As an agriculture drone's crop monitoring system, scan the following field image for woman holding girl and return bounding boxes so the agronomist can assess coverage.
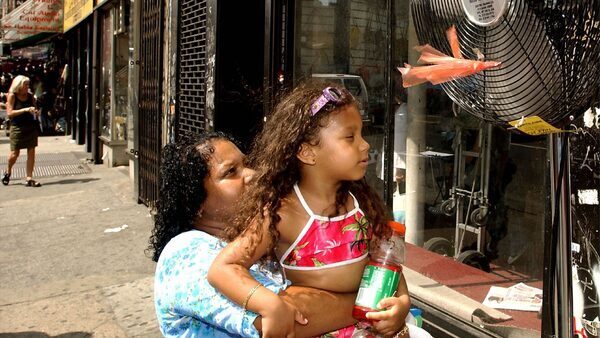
[150,132,358,337]
[209,83,427,337]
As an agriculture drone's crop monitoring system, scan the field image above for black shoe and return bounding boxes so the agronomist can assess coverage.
[2,171,9,185]
[25,179,42,187]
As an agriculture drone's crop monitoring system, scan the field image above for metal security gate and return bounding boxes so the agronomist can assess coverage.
[138,0,164,205]
[177,0,209,137]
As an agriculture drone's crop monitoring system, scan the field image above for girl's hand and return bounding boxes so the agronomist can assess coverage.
[261,299,307,338]
[365,296,409,337]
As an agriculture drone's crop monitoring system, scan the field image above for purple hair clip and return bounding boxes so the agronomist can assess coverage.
[310,87,343,116]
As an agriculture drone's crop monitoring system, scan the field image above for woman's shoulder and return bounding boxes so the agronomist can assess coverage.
[159,230,223,260]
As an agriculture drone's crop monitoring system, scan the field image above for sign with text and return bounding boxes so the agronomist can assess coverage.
[63,0,93,32]
[1,0,63,43]
[461,0,508,26]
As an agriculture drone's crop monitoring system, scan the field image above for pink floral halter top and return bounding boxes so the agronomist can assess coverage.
[279,184,372,270]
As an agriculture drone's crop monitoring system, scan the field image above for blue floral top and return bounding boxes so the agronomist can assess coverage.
[154,230,288,337]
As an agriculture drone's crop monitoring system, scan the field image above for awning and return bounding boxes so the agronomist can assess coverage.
[5,32,58,50]
[1,0,63,46]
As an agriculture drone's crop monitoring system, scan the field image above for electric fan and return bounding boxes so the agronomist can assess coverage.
[409,1,600,337]
[409,0,600,127]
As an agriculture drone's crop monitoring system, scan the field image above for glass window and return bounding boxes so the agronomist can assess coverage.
[114,6,129,141]
[391,0,547,333]
[294,0,388,195]
[99,11,113,138]
[294,1,549,332]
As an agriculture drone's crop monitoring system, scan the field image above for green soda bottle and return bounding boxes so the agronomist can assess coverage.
[353,221,406,321]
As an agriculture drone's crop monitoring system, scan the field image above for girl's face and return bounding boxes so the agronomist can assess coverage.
[201,140,254,222]
[313,104,370,181]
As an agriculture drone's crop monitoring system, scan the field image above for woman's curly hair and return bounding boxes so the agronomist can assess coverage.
[225,81,390,261]
[148,131,236,262]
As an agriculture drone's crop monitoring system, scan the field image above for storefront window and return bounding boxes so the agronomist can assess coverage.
[294,0,549,333]
[100,11,113,138]
[294,0,388,194]
[390,0,547,333]
[114,3,129,141]
[99,4,129,142]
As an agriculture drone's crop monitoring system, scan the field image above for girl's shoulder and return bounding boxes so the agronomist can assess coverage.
[277,192,304,215]
[276,194,310,228]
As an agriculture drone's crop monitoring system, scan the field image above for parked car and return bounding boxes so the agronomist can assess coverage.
[311,73,371,122]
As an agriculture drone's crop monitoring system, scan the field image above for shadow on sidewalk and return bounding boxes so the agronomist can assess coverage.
[40,178,100,186]
[0,332,91,338]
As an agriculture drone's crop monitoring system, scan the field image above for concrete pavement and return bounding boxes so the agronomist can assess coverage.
[0,134,161,337]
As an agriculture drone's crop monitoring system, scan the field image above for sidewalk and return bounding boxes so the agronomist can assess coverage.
[0,135,161,337]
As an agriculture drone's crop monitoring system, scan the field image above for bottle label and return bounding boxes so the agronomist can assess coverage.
[355,263,401,310]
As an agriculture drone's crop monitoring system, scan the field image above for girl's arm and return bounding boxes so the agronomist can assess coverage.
[6,94,35,118]
[207,217,306,337]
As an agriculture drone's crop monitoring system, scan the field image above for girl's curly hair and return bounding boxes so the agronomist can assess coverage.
[225,81,390,261]
[148,131,237,262]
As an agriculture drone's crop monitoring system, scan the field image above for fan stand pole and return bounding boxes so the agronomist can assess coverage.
[545,132,573,338]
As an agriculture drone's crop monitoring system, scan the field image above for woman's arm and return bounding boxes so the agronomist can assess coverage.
[6,94,35,118]
[275,287,357,337]
[208,217,306,337]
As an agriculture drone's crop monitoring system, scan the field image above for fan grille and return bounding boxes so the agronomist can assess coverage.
[411,0,600,126]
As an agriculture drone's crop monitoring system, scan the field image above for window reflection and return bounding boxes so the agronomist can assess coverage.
[295,0,388,194]
[390,0,548,280]
[100,11,113,139]
[292,0,549,332]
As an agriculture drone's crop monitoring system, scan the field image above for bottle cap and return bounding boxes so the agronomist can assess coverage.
[388,221,405,235]
[410,308,422,316]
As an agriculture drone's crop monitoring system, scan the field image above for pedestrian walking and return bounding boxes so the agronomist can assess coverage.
[2,75,42,187]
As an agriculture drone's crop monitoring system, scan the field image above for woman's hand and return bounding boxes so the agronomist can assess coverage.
[365,296,409,337]
[261,298,307,338]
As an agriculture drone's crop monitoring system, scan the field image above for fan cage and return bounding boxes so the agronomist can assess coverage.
[410,0,600,127]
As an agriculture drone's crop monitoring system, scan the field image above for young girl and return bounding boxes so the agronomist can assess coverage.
[208,83,412,337]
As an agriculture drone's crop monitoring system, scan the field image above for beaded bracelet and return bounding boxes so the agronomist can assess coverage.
[393,324,409,338]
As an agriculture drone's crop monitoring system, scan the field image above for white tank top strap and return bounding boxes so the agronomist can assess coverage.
[348,191,360,209]
[293,183,315,217]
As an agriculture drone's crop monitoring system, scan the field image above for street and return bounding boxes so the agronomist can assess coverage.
[0,135,161,337]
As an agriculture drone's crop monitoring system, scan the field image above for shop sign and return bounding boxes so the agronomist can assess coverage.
[1,0,63,43]
[63,0,93,32]
[11,44,50,60]
[461,0,509,26]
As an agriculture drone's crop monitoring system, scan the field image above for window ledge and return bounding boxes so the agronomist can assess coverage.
[99,135,127,146]
[404,244,542,336]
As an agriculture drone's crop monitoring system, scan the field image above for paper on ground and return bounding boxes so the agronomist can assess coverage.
[104,224,129,233]
[483,283,542,312]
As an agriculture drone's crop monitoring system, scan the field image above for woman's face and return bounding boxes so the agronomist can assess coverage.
[201,139,254,223]
[19,81,30,95]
